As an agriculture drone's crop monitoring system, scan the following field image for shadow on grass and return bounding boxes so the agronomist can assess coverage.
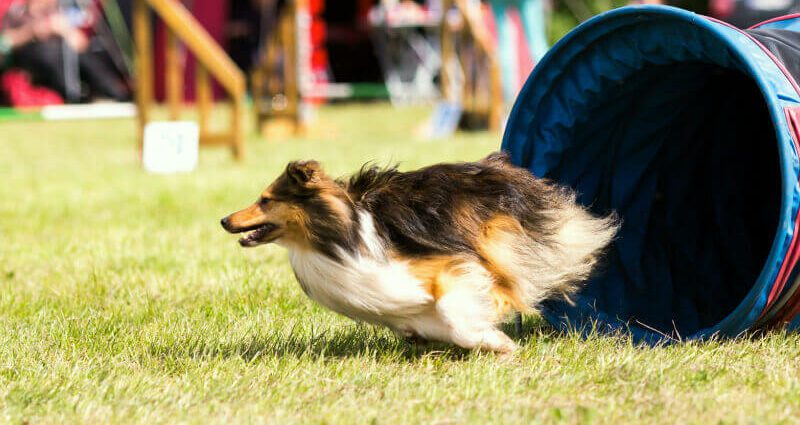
[147,316,558,363]
[147,325,470,362]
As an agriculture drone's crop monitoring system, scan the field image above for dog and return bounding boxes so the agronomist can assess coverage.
[221,152,619,354]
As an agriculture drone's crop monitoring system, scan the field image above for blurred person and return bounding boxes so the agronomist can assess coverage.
[1,0,129,102]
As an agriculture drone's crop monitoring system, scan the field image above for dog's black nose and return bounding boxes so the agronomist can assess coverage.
[220,216,230,231]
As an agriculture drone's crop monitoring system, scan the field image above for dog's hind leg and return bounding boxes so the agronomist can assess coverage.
[434,281,517,354]
[408,256,516,353]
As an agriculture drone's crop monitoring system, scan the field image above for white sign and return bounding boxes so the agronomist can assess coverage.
[143,121,199,174]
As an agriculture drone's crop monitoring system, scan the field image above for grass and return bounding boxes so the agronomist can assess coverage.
[1,103,800,424]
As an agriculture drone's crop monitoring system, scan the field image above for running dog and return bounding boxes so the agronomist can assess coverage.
[221,152,618,353]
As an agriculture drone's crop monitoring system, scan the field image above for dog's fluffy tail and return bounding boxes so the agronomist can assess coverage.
[534,205,620,305]
[480,203,620,313]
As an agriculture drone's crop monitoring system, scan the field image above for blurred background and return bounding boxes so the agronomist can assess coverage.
[0,0,796,146]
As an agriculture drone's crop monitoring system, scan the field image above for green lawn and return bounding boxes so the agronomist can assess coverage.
[2,104,800,424]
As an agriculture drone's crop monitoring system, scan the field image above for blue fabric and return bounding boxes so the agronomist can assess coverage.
[502,6,800,343]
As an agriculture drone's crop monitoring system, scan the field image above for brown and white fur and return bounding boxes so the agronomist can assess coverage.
[221,152,619,354]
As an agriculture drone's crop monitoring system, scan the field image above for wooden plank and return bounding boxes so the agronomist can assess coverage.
[251,25,277,130]
[459,0,502,129]
[488,56,503,131]
[232,98,245,160]
[144,0,245,98]
[133,0,153,155]
[281,2,299,121]
[265,25,280,96]
[439,0,455,102]
[251,64,264,122]
[165,29,182,120]
[458,0,494,57]
[443,0,502,131]
[196,65,212,137]
[250,0,302,135]
[200,133,233,146]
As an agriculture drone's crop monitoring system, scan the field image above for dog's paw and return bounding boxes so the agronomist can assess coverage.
[493,338,518,362]
[482,330,518,355]
[495,339,518,356]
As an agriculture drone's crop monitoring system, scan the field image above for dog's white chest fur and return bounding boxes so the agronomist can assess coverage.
[285,212,433,326]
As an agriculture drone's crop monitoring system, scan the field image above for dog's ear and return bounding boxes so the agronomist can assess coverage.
[286,160,322,187]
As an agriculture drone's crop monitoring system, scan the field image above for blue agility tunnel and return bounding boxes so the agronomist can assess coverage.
[502,5,800,343]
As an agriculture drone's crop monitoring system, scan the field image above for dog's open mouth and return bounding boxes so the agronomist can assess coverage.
[238,223,278,247]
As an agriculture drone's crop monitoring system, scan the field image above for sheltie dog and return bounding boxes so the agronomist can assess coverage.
[221,152,619,354]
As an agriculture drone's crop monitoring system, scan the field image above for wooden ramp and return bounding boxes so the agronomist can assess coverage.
[251,0,304,137]
[133,0,246,160]
[440,0,503,131]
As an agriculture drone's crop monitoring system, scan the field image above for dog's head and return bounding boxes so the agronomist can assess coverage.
[221,160,353,249]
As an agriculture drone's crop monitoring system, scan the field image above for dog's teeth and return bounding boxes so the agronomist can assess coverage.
[236,225,273,247]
